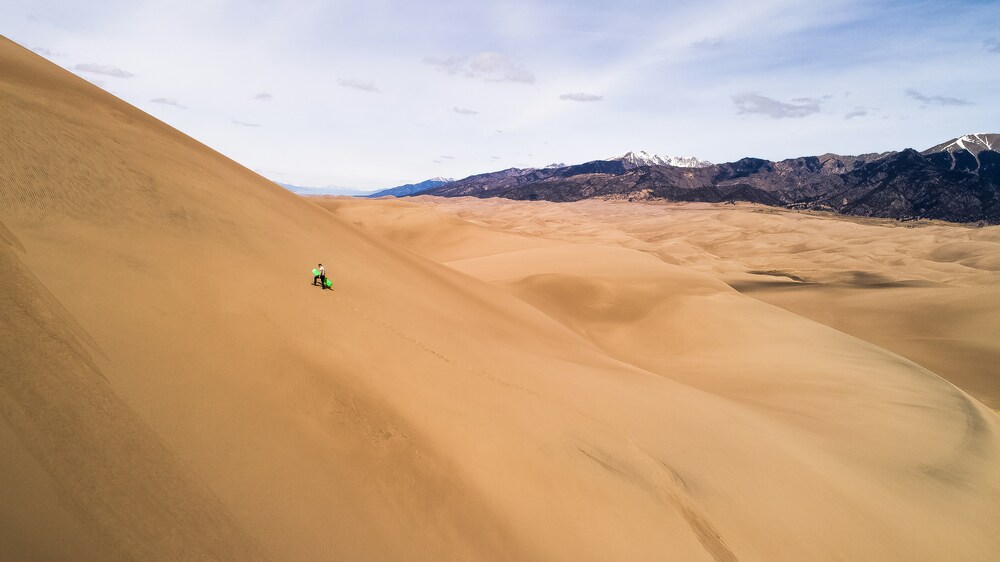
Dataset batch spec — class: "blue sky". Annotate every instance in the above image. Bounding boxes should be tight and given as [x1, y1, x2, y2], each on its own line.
[4, 0, 998, 189]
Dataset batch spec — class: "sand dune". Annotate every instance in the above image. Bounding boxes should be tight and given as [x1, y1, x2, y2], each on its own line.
[328, 196, 1000, 409]
[3, 36, 1000, 561]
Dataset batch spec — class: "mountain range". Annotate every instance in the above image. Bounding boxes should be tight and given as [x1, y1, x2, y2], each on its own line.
[278, 178, 454, 198]
[397, 134, 1000, 224]
[366, 177, 453, 198]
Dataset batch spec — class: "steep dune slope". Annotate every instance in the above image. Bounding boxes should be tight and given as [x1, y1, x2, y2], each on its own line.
[3, 37, 1000, 561]
[0, 37, 533, 560]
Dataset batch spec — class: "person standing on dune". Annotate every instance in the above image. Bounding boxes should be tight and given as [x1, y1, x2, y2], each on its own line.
[314, 263, 327, 289]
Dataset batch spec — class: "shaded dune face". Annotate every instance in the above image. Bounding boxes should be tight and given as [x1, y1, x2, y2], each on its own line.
[2, 35, 1000, 561]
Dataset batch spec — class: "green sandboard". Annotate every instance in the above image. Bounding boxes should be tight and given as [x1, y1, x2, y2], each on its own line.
[312, 268, 321, 276]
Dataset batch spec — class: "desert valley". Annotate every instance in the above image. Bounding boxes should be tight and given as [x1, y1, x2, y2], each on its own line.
[2, 29, 1000, 562]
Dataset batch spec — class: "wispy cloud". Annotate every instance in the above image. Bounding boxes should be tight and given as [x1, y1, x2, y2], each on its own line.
[559, 92, 603, 102]
[74, 63, 134, 78]
[337, 78, 379, 92]
[32, 46, 66, 57]
[732, 93, 821, 118]
[985, 38, 1000, 53]
[904, 88, 972, 106]
[254, 92, 273, 101]
[424, 52, 535, 84]
[491, 156, 501, 160]
[844, 107, 868, 120]
[151, 97, 184, 108]
[232, 119, 260, 127]
[439, 155, 455, 160]
[453, 106, 478, 115]
[691, 38, 723, 49]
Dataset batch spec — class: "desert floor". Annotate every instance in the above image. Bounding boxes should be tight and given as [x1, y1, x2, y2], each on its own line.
[3, 35, 999, 561]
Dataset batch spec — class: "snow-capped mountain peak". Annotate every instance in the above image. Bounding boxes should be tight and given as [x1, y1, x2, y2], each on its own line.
[610, 151, 712, 169]
[924, 133, 999, 156]
[661, 155, 713, 168]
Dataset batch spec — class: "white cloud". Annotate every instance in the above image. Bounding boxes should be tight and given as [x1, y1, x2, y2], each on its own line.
[74, 63, 134, 78]
[691, 38, 723, 49]
[904, 88, 972, 106]
[844, 107, 868, 119]
[453, 106, 478, 115]
[254, 92, 273, 101]
[337, 78, 379, 92]
[232, 119, 260, 127]
[733, 93, 821, 118]
[424, 52, 535, 84]
[559, 92, 603, 102]
[32, 46, 66, 57]
[151, 97, 184, 108]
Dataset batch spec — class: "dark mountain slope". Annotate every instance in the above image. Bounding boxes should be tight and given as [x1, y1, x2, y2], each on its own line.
[421, 138, 1000, 223]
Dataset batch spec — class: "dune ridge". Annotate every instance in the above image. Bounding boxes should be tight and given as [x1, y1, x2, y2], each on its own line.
[3, 36, 1000, 561]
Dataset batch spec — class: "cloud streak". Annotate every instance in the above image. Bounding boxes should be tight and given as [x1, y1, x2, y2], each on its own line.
[559, 92, 603, 102]
[844, 107, 868, 120]
[337, 78, 379, 92]
[232, 119, 260, 127]
[254, 92, 273, 101]
[74, 63, 134, 78]
[453, 106, 478, 115]
[151, 97, 184, 108]
[732, 93, 821, 118]
[424, 52, 535, 84]
[691, 38, 723, 49]
[985, 38, 1000, 53]
[32, 46, 65, 57]
[904, 88, 972, 106]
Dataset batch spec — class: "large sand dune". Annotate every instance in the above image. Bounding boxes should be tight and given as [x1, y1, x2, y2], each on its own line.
[2, 37, 999, 560]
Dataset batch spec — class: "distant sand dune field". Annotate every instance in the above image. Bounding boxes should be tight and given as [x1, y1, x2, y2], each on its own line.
[2, 36, 999, 561]
[325, 197, 1000, 410]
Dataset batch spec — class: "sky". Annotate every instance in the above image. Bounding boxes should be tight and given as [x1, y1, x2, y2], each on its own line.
[4, 0, 999, 190]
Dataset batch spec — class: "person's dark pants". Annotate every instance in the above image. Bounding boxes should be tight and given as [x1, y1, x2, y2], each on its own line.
[313, 275, 320, 285]
[320, 274, 327, 289]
